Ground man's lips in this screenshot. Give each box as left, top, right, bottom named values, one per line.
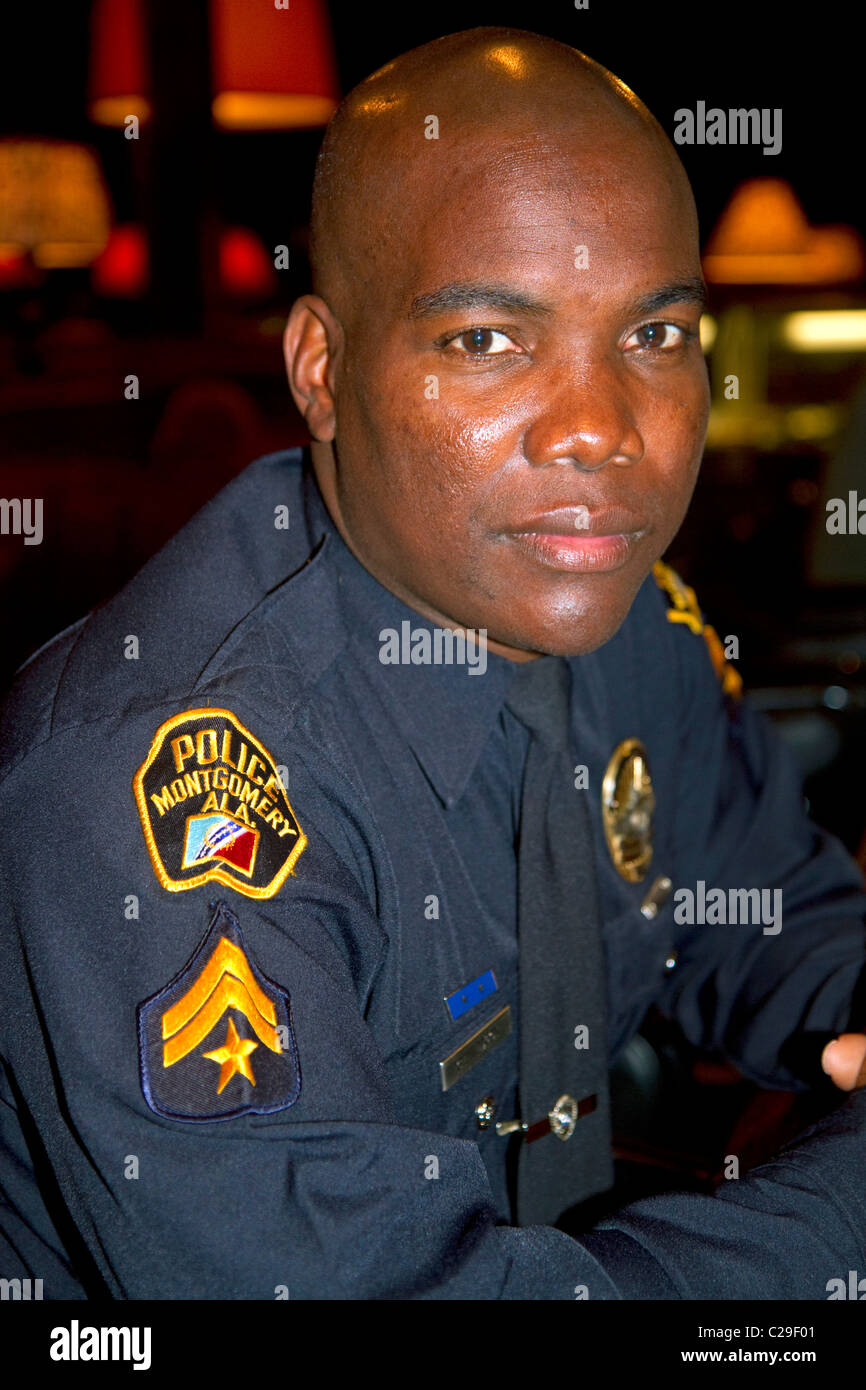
left=502, top=505, right=647, bottom=537
left=499, top=506, right=648, bottom=573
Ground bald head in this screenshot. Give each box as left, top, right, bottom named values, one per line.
left=287, top=25, right=708, bottom=661
left=309, top=26, right=692, bottom=326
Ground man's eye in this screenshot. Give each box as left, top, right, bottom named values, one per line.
left=625, top=322, right=689, bottom=351
left=444, top=327, right=516, bottom=356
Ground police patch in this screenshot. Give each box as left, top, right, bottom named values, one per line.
left=138, top=899, right=301, bottom=1121
left=134, top=708, right=306, bottom=897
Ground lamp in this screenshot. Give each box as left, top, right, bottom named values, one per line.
left=211, top=0, right=338, bottom=129
left=0, top=247, right=39, bottom=289
left=92, top=223, right=277, bottom=299
left=89, top=0, right=339, bottom=130
left=703, top=180, right=864, bottom=285
left=88, top=0, right=151, bottom=127
left=218, top=226, right=278, bottom=297
left=0, top=139, right=111, bottom=270
left=91, top=224, right=149, bottom=297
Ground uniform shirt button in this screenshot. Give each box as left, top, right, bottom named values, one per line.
left=475, top=1096, right=496, bottom=1130
left=664, top=951, right=678, bottom=971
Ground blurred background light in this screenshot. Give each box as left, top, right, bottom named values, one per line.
left=88, top=0, right=151, bottom=126
left=781, top=311, right=866, bottom=352
left=0, top=139, right=111, bottom=270
left=88, top=0, right=339, bottom=131
left=90, top=223, right=149, bottom=297
left=703, top=179, right=865, bottom=285
left=90, top=223, right=277, bottom=299
left=699, top=315, right=717, bottom=352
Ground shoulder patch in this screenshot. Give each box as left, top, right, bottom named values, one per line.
left=138, top=900, right=301, bottom=1121
left=652, top=561, right=742, bottom=699
left=134, top=708, right=307, bottom=897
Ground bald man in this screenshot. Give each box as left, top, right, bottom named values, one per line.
left=1, top=28, right=865, bottom=1301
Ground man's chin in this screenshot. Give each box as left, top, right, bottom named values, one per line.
left=486, top=585, right=643, bottom=660
left=485, top=615, right=629, bottom=660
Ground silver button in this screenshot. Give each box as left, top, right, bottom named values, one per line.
left=549, top=1094, right=578, bottom=1141
left=475, top=1096, right=496, bottom=1130
left=664, top=951, right=678, bottom=971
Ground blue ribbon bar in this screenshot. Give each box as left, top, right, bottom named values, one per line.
left=444, top=969, right=498, bottom=1022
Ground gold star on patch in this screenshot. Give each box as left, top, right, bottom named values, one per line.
left=203, top=1017, right=259, bottom=1093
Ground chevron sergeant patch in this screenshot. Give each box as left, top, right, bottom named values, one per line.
left=138, top=899, right=301, bottom=1121
left=134, top=708, right=307, bottom=898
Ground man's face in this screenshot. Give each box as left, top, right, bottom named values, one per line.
left=318, top=123, right=710, bottom=656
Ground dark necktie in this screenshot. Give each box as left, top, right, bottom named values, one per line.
left=505, top=655, right=614, bottom=1227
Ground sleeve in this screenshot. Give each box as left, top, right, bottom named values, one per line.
left=0, top=703, right=624, bottom=1301
left=654, top=596, right=866, bottom=1091
left=3, top=696, right=866, bottom=1301
left=581, top=1087, right=866, bottom=1299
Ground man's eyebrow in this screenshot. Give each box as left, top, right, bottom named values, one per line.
left=630, top=278, right=708, bottom=316
left=408, top=283, right=556, bottom=321
left=407, top=276, right=709, bottom=323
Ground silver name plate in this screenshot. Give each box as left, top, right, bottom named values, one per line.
left=438, top=1005, right=512, bottom=1092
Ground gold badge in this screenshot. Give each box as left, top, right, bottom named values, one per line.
left=134, top=708, right=306, bottom=898
left=601, top=738, right=654, bottom=882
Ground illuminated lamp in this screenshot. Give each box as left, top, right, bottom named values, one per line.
left=219, top=226, right=277, bottom=297
left=90, top=223, right=275, bottom=298
left=88, top=0, right=338, bottom=130
left=780, top=310, right=866, bottom=352
left=92, top=224, right=150, bottom=296
left=0, top=139, right=111, bottom=269
left=0, top=246, right=40, bottom=289
left=704, top=179, right=864, bottom=284
left=88, top=0, right=151, bottom=127
left=211, top=0, right=338, bottom=129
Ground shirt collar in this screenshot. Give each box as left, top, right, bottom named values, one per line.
left=300, top=455, right=519, bottom=809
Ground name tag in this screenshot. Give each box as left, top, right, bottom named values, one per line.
left=438, top=1005, right=512, bottom=1091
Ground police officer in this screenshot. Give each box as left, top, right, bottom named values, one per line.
left=1, top=27, right=865, bottom=1300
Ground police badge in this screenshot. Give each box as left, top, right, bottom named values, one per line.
left=601, top=738, right=655, bottom=882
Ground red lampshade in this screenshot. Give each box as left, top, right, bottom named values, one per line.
left=0, top=246, right=39, bottom=289
left=91, top=224, right=149, bottom=297
left=89, top=0, right=339, bottom=130
left=211, top=0, right=339, bottom=129
left=88, top=0, right=151, bottom=127
left=219, top=226, right=278, bottom=297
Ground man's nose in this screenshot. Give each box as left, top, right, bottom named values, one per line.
left=522, top=357, right=645, bottom=471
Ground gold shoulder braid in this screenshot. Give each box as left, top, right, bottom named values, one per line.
left=652, top=560, right=742, bottom=699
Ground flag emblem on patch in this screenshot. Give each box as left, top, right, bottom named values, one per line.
left=138, top=900, right=301, bottom=1121
left=183, top=813, right=259, bottom=876
left=134, top=708, right=306, bottom=898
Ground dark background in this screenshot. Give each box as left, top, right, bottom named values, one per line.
left=4, top=1, right=861, bottom=231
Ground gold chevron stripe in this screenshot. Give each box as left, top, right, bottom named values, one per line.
left=163, top=974, right=281, bottom=1066
left=160, top=936, right=281, bottom=1068
left=162, top=937, right=276, bottom=1037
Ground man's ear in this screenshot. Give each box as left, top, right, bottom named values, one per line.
left=283, top=296, right=342, bottom=442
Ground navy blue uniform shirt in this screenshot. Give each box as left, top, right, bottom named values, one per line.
left=1, top=448, right=865, bottom=1299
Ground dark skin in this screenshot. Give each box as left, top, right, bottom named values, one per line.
left=284, top=29, right=866, bottom=1089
